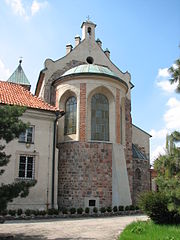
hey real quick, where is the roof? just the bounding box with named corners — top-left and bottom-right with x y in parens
top-left (62, 64), bottom-right (119, 78)
top-left (0, 81), bottom-right (58, 112)
top-left (132, 124), bottom-right (152, 137)
top-left (7, 60), bottom-right (30, 86)
top-left (132, 144), bottom-right (148, 160)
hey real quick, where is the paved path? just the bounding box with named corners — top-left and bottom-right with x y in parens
top-left (0, 215), bottom-right (147, 240)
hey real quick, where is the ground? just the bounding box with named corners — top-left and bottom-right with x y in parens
top-left (0, 215), bottom-right (147, 240)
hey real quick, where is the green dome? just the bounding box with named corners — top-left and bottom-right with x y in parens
top-left (62, 64), bottom-right (118, 78)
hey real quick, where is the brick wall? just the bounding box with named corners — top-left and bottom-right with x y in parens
top-left (133, 158), bottom-right (150, 203)
top-left (125, 97), bottom-right (133, 199)
top-left (58, 142), bottom-right (112, 208)
top-left (79, 83), bottom-right (86, 142)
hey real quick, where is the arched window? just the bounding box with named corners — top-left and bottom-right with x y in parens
top-left (64, 96), bottom-right (77, 135)
top-left (135, 168), bottom-right (141, 180)
top-left (91, 93), bottom-right (109, 141)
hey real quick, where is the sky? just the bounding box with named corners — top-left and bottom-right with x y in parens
top-left (0, 0), bottom-right (180, 164)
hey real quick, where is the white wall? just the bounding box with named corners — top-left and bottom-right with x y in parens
top-left (0, 109), bottom-right (58, 210)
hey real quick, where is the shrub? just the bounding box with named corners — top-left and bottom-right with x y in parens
top-left (118, 205), bottom-right (124, 211)
top-left (62, 208), bottom-right (68, 214)
top-left (25, 209), bottom-right (31, 216)
top-left (47, 208), bottom-right (58, 215)
top-left (138, 191), bottom-right (177, 224)
top-left (125, 205), bottom-right (130, 211)
top-left (93, 207), bottom-right (98, 213)
top-left (77, 207), bottom-right (83, 214)
top-left (39, 210), bottom-right (46, 216)
top-left (129, 205), bottom-right (136, 211)
top-left (70, 208), bottom-right (76, 214)
top-left (106, 206), bottom-right (112, 213)
top-left (0, 209), bottom-right (8, 216)
top-left (17, 209), bottom-right (23, 216)
top-left (8, 209), bottom-right (16, 216)
top-left (100, 207), bottom-right (106, 213)
top-left (85, 207), bottom-right (90, 214)
top-left (113, 206), bottom-right (118, 212)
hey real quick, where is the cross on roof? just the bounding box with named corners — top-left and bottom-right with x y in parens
top-left (86, 15), bottom-right (91, 21)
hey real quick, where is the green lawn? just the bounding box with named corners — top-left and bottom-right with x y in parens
top-left (118, 220), bottom-right (180, 240)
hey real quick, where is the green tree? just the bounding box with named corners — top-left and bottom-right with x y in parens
top-left (154, 133), bottom-right (180, 214)
top-left (0, 105), bottom-right (36, 212)
top-left (168, 58), bottom-right (180, 93)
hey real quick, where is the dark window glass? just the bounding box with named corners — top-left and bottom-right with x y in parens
top-left (89, 200), bottom-right (96, 207)
top-left (91, 94), bottom-right (109, 141)
top-left (64, 96), bottom-right (77, 135)
top-left (18, 155), bottom-right (34, 179)
top-left (19, 126), bottom-right (34, 143)
top-left (135, 168), bottom-right (141, 180)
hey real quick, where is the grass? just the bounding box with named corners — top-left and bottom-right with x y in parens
top-left (118, 220), bottom-right (180, 240)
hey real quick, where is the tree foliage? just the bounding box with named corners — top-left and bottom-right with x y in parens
top-left (154, 132), bottom-right (180, 214)
top-left (0, 105), bottom-right (36, 212)
top-left (168, 58), bottom-right (180, 93)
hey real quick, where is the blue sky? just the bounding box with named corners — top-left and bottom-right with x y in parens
top-left (0, 0), bottom-right (180, 163)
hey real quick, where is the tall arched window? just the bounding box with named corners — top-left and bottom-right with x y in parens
top-left (91, 93), bottom-right (109, 141)
top-left (64, 96), bottom-right (77, 135)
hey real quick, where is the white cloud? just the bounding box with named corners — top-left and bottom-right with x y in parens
top-left (151, 144), bottom-right (166, 163)
top-left (157, 67), bottom-right (170, 78)
top-left (5, 0), bottom-right (48, 19)
top-left (150, 129), bottom-right (168, 139)
top-left (5, 0), bottom-right (28, 20)
top-left (164, 97), bottom-right (180, 129)
top-left (31, 0), bottom-right (48, 16)
top-left (156, 80), bottom-right (177, 93)
top-left (0, 59), bottom-right (10, 80)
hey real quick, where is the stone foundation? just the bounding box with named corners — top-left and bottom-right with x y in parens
top-left (58, 142), bottom-right (112, 208)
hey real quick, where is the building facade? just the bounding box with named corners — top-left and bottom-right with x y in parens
top-left (35, 20), bottom-right (151, 209)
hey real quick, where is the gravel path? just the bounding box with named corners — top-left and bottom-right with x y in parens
top-left (0, 215), bottom-right (148, 240)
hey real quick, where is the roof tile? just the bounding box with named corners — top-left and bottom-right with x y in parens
top-left (0, 81), bottom-right (58, 112)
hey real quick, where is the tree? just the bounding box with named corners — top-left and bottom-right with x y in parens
top-left (168, 58), bottom-right (180, 93)
top-left (154, 133), bottom-right (180, 214)
top-left (0, 105), bottom-right (36, 212)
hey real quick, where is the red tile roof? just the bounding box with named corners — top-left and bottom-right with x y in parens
top-left (0, 81), bottom-right (58, 112)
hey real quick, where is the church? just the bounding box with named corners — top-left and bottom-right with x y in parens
top-left (0, 20), bottom-right (151, 210)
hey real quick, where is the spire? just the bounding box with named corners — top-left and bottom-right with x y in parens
top-left (7, 59), bottom-right (31, 91)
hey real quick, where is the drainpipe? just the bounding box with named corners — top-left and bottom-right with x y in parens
top-left (51, 110), bottom-right (65, 209)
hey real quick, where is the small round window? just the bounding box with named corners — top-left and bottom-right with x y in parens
top-left (86, 56), bottom-right (94, 64)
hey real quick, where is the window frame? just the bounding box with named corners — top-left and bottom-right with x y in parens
top-left (91, 93), bottom-right (109, 141)
top-left (64, 96), bottom-right (77, 135)
top-left (18, 155), bottom-right (35, 180)
top-left (19, 126), bottom-right (35, 144)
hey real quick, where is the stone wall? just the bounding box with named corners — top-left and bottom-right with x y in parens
top-left (133, 157), bottom-right (150, 204)
top-left (125, 97), bottom-right (133, 199)
top-left (58, 142), bottom-right (112, 208)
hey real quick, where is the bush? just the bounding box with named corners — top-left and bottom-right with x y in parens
top-left (17, 209), bottom-right (23, 216)
top-left (0, 209), bottom-right (7, 216)
top-left (39, 210), bottom-right (46, 216)
top-left (62, 208), bottom-right (68, 214)
top-left (8, 209), bottom-right (16, 216)
top-left (138, 191), bottom-right (180, 224)
top-left (47, 208), bottom-right (58, 215)
top-left (118, 205), bottom-right (124, 211)
top-left (125, 206), bottom-right (130, 211)
top-left (100, 207), bottom-right (106, 213)
top-left (113, 206), bottom-right (118, 212)
top-left (93, 207), bottom-right (98, 213)
top-left (129, 205), bottom-right (136, 211)
top-left (25, 209), bottom-right (31, 216)
top-left (70, 208), bottom-right (76, 214)
top-left (85, 207), bottom-right (90, 214)
top-left (77, 207), bottom-right (83, 214)
top-left (106, 206), bottom-right (112, 212)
